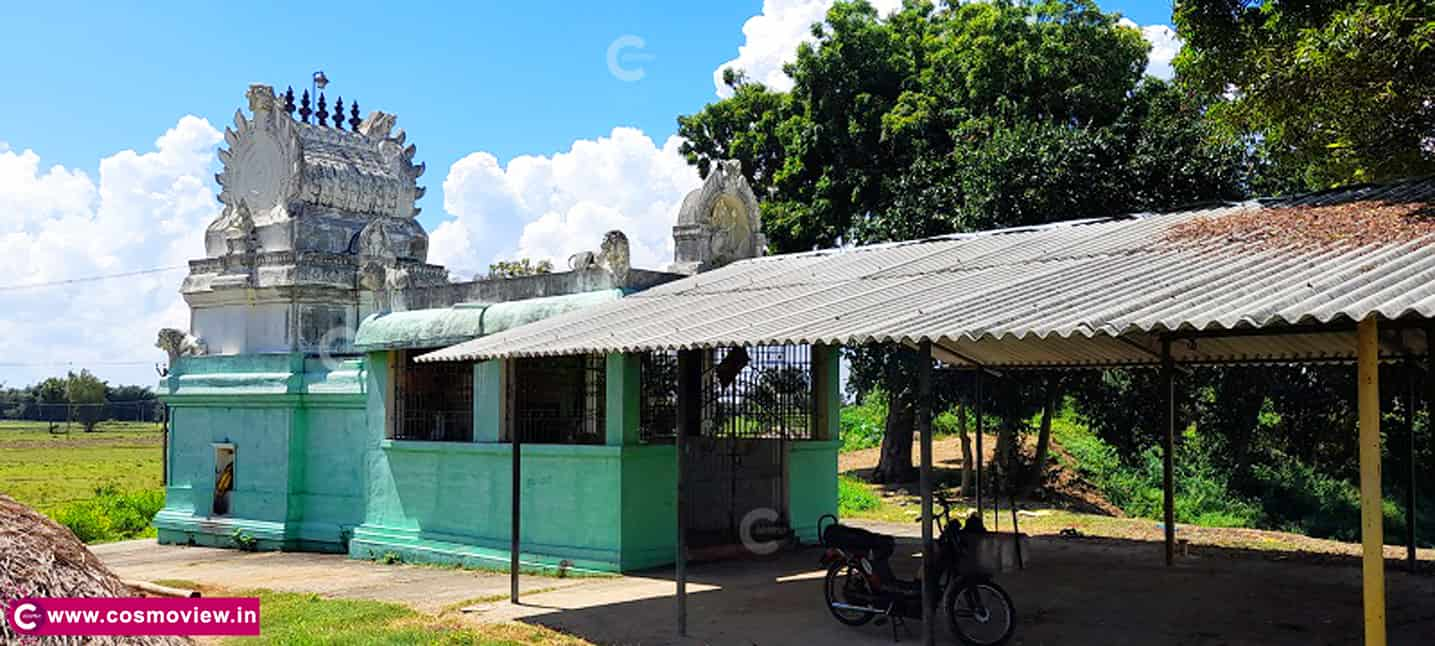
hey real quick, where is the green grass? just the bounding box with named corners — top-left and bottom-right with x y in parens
top-left (0, 420), bottom-right (165, 542)
top-left (223, 590), bottom-right (590, 645)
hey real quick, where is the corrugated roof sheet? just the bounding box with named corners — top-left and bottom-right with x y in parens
top-left (418, 178), bottom-right (1435, 367)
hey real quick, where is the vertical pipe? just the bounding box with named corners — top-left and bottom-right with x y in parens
top-left (676, 349), bottom-right (700, 638)
top-left (1406, 358), bottom-right (1418, 571)
top-left (975, 369), bottom-right (984, 516)
top-left (1161, 337), bottom-right (1176, 567)
top-left (1357, 317), bottom-right (1387, 646)
top-left (511, 401), bottom-right (521, 604)
top-left (916, 341), bottom-right (936, 646)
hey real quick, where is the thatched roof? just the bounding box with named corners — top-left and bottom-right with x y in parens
top-left (0, 494), bottom-right (188, 645)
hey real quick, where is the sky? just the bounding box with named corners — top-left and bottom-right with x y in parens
top-left (0, 0), bottom-right (1179, 388)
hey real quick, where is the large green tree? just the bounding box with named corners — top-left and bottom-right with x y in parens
top-left (1175, 0), bottom-right (1435, 187)
top-left (678, 0), bottom-right (1254, 483)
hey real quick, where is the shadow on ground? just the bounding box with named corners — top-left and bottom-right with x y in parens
top-left (476, 530), bottom-right (1435, 646)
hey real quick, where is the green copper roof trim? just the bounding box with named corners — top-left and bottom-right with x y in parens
top-left (353, 289), bottom-right (627, 352)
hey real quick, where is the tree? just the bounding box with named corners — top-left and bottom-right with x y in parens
top-left (487, 258), bottom-right (554, 279)
top-left (678, 0), bottom-right (1256, 484)
top-left (1175, 0), bottom-right (1435, 187)
top-left (65, 370), bottom-right (107, 433)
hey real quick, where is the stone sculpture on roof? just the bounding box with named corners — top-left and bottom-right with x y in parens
top-left (671, 159), bottom-right (765, 274)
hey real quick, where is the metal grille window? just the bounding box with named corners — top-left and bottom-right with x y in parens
top-left (391, 350), bottom-right (474, 442)
top-left (511, 355), bottom-right (606, 444)
top-left (703, 345), bottom-right (813, 440)
top-left (639, 351), bottom-right (679, 443)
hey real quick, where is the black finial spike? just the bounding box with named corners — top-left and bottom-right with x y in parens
top-left (299, 90), bottom-right (312, 123)
top-left (283, 87), bottom-right (296, 116)
top-left (349, 101), bottom-right (362, 132)
top-left (316, 93), bottom-right (328, 127)
top-left (333, 97), bottom-right (345, 130)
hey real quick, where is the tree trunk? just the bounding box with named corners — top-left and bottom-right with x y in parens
top-left (1027, 383), bottom-right (1057, 495)
top-left (872, 386), bottom-right (917, 484)
top-left (993, 415), bottom-right (1015, 496)
top-left (958, 403), bottom-right (974, 496)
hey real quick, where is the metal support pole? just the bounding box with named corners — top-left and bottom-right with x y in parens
top-left (1406, 358), bottom-right (1418, 571)
top-left (1357, 317), bottom-right (1387, 646)
top-left (1161, 337), bottom-right (1176, 567)
top-left (975, 369), bottom-right (984, 516)
top-left (511, 408), bottom-right (522, 604)
top-left (917, 341), bottom-right (936, 646)
top-left (676, 349), bottom-right (701, 638)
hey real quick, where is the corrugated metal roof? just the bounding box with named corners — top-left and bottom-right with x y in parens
top-left (418, 178), bottom-right (1435, 367)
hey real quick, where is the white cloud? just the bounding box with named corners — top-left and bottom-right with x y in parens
top-left (1121, 19), bottom-right (1182, 81)
top-left (712, 0), bottom-right (903, 98)
top-left (430, 127), bottom-right (699, 277)
top-left (0, 116), bottom-right (220, 387)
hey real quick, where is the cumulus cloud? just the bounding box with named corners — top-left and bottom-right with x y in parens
top-left (0, 117), bottom-right (220, 387)
top-left (430, 127), bottom-right (699, 277)
top-left (712, 0), bottom-right (903, 97)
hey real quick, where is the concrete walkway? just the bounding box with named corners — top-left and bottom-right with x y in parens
top-left (95, 530), bottom-right (1435, 645)
top-left (91, 540), bottom-right (592, 614)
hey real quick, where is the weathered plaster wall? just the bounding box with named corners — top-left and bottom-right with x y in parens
top-left (155, 354), bottom-right (367, 552)
top-left (350, 351), bottom-right (678, 573)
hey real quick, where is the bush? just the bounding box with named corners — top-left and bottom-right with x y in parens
top-left (838, 476), bottom-right (881, 515)
top-left (840, 392), bottom-right (887, 453)
top-left (53, 485), bottom-right (164, 543)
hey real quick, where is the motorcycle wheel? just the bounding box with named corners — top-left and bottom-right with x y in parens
top-left (824, 562), bottom-right (876, 626)
top-left (944, 579), bottom-right (1015, 645)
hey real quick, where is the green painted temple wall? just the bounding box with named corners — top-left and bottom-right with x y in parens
top-left (156, 346), bottom-right (839, 573)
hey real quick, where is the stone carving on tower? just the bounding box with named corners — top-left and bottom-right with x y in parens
top-left (179, 84), bottom-right (447, 356)
top-left (671, 160), bottom-right (765, 274)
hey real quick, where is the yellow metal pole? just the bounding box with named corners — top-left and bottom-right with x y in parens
top-left (1357, 316), bottom-right (1387, 646)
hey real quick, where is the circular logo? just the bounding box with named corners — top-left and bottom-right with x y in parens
top-left (9, 600), bottom-right (43, 633)
top-left (739, 507), bottom-right (782, 556)
top-left (607, 35), bottom-right (653, 82)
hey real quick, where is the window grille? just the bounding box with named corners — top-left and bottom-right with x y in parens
top-left (391, 351), bottom-right (474, 442)
top-left (639, 351), bottom-right (679, 443)
top-left (703, 345), bottom-right (813, 440)
top-left (511, 355), bottom-right (606, 444)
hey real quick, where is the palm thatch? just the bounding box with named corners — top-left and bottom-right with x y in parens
top-left (0, 493), bottom-right (188, 645)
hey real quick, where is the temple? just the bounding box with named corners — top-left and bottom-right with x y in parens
top-left (153, 85), bottom-right (839, 572)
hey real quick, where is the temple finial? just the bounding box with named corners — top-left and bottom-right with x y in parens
top-left (316, 93), bottom-right (329, 127)
top-left (349, 101), bottom-right (362, 132)
top-left (333, 97), bottom-right (345, 130)
top-left (299, 90), bottom-right (312, 123)
top-left (283, 87), bottom-right (296, 116)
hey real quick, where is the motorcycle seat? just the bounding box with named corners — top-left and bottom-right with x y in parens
top-left (823, 523), bottom-right (896, 557)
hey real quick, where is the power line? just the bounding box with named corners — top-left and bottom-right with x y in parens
top-left (0, 265), bottom-right (186, 292)
top-left (0, 361), bottom-right (157, 367)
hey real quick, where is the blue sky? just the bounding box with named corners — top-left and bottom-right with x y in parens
top-left (0, 0), bottom-right (1176, 387)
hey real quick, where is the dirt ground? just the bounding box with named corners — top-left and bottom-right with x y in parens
top-left (477, 523), bottom-right (1435, 645)
top-left (97, 529), bottom-right (1435, 645)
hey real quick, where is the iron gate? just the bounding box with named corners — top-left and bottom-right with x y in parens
top-left (684, 345), bottom-right (813, 547)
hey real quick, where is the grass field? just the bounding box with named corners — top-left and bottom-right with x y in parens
top-left (0, 420), bottom-right (165, 542)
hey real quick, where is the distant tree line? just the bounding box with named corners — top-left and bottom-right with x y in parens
top-left (0, 371), bottom-right (160, 431)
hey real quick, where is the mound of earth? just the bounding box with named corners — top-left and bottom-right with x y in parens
top-left (839, 433), bottom-right (1122, 516)
top-left (0, 493), bottom-right (188, 645)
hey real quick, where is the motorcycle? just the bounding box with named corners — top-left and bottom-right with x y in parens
top-left (817, 494), bottom-right (1016, 644)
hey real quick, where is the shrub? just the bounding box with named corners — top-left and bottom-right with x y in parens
top-left (840, 392), bottom-right (887, 453)
top-left (838, 476), bottom-right (880, 515)
top-left (53, 485), bottom-right (165, 544)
